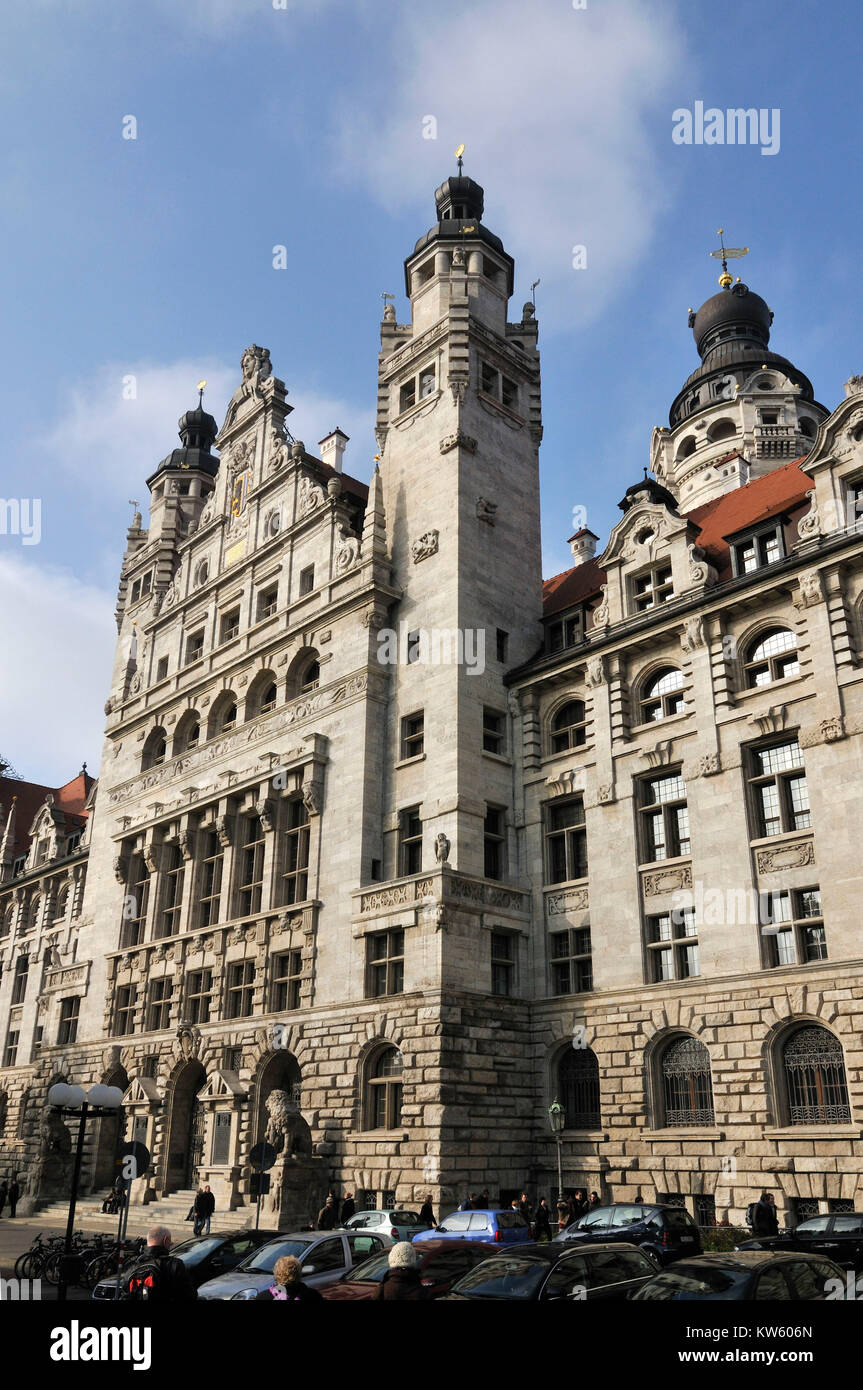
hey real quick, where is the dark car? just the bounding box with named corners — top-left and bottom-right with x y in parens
top-left (91, 1229), bottom-right (282, 1300)
top-left (555, 1203), bottom-right (701, 1266)
top-left (632, 1250), bottom-right (847, 1300)
top-left (197, 1229), bottom-right (388, 1299)
top-left (738, 1212), bottom-right (863, 1272)
top-left (322, 1238), bottom-right (494, 1300)
top-left (443, 1242), bottom-right (659, 1301)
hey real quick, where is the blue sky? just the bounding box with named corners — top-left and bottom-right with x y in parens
top-left (1, 0), bottom-right (861, 782)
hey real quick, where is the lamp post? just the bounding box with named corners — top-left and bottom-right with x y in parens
top-left (548, 1099), bottom-right (565, 1203)
top-left (47, 1082), bottom-right (124, 1301)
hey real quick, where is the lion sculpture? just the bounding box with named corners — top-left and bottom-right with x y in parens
top-left (263, 1088), bottom-right (313, 1158)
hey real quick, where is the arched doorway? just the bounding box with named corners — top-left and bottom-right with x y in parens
top-left (252, 1052), bottom-right (301, 1152)
top-left (165, 1061), bottom-right (207, 1193)
top-left (92, 1066), bottom-right (128, 1190)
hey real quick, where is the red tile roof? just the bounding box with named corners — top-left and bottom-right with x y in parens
top-left (0, 770), bottom-right (94, 859)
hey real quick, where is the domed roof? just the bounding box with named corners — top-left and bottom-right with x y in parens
top-left (691, 281), bottom-right (773, 358)
top-left (406, 170), bottom-right (514, 294)
top-left (178, 405), bottom-right (218, 451)
top-left (147, 398), bottom-right (219, 485)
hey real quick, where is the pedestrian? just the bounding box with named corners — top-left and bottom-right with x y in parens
top-left (556, 1194), bottom-right (572, 1234)
top-left (328, 1189), bottom-right (341, 1224)
top-left (479, 1189), bottom-right (490, 1209)
top-left (8, 1177), bottom-right (19, 1218)
top-left (518, 1191), bottom-right (533, 1231)
top-left (199, 1184), bottom-right (215, 1236)
top-left (102, 1186), bottom-right (119, 1215)
top-left (0, 1178), bottom-right (7, 1217)
top-left (317, 1195), bottom-right (337, 1230)
top-left (752, 1191), bottom-right (779, 1237)
top-left (588, 1191), bottom-right (601, 1210)
top-left (571, 1189), bottom-right (587, 1221)
top-left (419, 1193), bottom-right (436, 1227)
top-left (192, 1186), bottom-right (206, 1236)
top-left (373, 1242), bottom-right (425, 1301)
top-left (534, 1197), bottom-right (552, 1243)
top-left (340, 1191), bottom-right (356, 1224)
top-left (124, 1226), bottom-right (197, 1300)
top-left (459, 1192), bottom-right (477, 1212)
top-left (262, 1254), bottom-right (323, 1303)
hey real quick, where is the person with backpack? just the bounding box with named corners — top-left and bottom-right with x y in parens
top-left (261, 1255), bottom-right (323, 1302)
top-left (124, 1226), bottom-right (197, 1301)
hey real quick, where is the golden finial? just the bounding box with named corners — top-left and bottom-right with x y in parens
top-left (455, 143), bottom-right (465, 175)
top-left (197, 379), bottom-right (207, 407)
top-left (709, 228), bottom-right (748, 288)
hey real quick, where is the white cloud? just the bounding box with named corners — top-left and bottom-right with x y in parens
top-left (0, 555), bottom-right (115, 783)
top-left (336, 0), bottom-right (689, 327)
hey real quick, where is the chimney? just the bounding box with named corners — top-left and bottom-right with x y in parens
top-left (318, 428), bottom-right (349, 474)
top-left (568, 528), bottom-right (599, 566)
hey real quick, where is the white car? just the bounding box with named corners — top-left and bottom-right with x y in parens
top-left (343, 1209), bottom-right (433, 1244)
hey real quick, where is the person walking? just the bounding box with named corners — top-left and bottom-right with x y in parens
top-left (0, 1179), bottom-right (7, 1217)
top-left (192, 1187), bottom-right (206, 1236)
top-left (262, 1254), bottom-right (323, 1302)
top-left (124, 1226), bottom-right (197, 1300)
top-left (340, 1191), bottom-right (356, 1223)
top-left (571, 1189), bottom-right (587, 1221)
top-left (328, 1189), bottom-right (341, 1224)
top-left (419, 1193), bottom-right (436, 1227)
top-left (752, 1191), bottom-right (779, 1237)
top-left (373, 1242), bottom-right (425, 1300)
top-left (199, 1184), bottom-right (215, 1236)
top-left (317, 1195), bottom-right (337, 1230)
top-left (518, 1191), bottom-right (533, 1233)
top-left (8, 1177), bottom-right (19, 1218)
top-left (534, 1198), bottom-right (552, 1243)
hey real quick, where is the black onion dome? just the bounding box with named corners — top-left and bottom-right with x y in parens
top-left (406, 172), bottom-right (514, 293)
top-left (178, 406), bottom-right (218, 451)
top-left (147, 400), bottom-right (220, 485)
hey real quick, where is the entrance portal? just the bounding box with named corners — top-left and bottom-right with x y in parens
top-left (165, 1060), bottom-right (207, 1194)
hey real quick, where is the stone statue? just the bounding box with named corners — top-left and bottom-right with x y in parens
top-left (434, 832), bottom-right (451, 864)
top-left (223, 345), bottom-right (273, 428)
top-left (264, 1088), bottom-right (313, 1158)
top-left (26, 1106), bottom-right (73, 1202)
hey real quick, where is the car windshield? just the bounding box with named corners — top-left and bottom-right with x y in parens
top-left (241, 1240), bottom-right (313, 1273)
top-left (342, 1251), bottom-right (391, 1283)
top-left (635, 1265), bottom-right (750, 1300)
top-left (451, 1255), bottom-right (549, 1300)
top-left (171, 1237), bottom-right (224, 1266)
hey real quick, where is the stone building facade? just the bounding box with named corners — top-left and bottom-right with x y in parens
top-left (1, 172), bottom-right (862, 1226)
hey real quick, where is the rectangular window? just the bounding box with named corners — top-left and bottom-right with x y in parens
top-left (156, 656), bottom-right (169, 682)
top-left (220, 608), bottom-right (240, 643)
top-left (224, 1046), bottom-right (243, 1072)
top-left (732, 527), bottom-right (784, 576)
top-left (157, 844), bottom-right (185, 939)
top-left (496, 629), bottom-right (509, 663)
top-left (3, 1030), bottom-right (19, 1067)
top-left (480, 360), bottom-right (498, 396)
top-left (491, 931), bottom-right (515, 997)
top-left (398, 807), bottom-right (422, 876)
top-left (197, 828), bottom-right (223, 928)
top-left (57, 996), bottom-right (80, 1046)
top-left (632, 565), bottom-right (674, 612)
top-left (639, 772), bottom-right (690, 863)
top-left (399, 378), bottom-right (417, 413)
top-left (121, 854), bottom-right (150, 948)
top-left (762, 886), bottom-right (826, 968)
top-left (400, 711), bottom-right (424, 760)
top-left (549, 927), bottom-right (593, 995)
top-left (847, 477), bottom-right (863, 529)
top-left (278, 800), bottom-right (310, 906)
top-left (645, 908), bottom-right (699, 982)
top-left (500, 375), bottom-right (518, 409)
top-left (299, 565), bottom-right (315, 596)
top-left (185, 629), bottom-right (205, 665)
top-left (226, 960), bottom-right (256, 1019)
top-left (748, 739), bottom-right (810, 838)
top-left (141, 571), bottom-right (152, 596)
top-left (545, 799), bottom-right (588, 883)
top-left (257, 586), bottom-right (278, 621)
top-left (11, 955), bottom-right (29, 1005)
top-left (271, 950), bottom-right (303, 1012)
top-left (365, 930), bottom-right (405, 998)
top-left (147, 977), bottom-right (173, 1031)
top-left (482, 707), bottom-right (505, 755)
top-left (237, 815), bottom-right (265, 917)
top-left (114, 985), bottom-right (137, 1036)
top-left (186, 970), bottom-right (212, 1025)
top-left (546, 612), bottom-right (583, 654)
top-left (484, 805), bottom-right (506, 881)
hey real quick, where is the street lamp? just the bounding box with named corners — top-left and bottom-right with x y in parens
top-left (548, 1099), bottom-right (565, 1203)
top-left (47, 1082), bottom-right (124, 1300)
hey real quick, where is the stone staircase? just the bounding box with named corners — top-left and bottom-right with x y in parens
top-left (31, 1189), bottom-right (260, 1237)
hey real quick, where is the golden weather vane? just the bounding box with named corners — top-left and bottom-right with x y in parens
top-left (455, 142), bottom-right (465, 175)
top-left (709, 228), bottom-right (749, 288)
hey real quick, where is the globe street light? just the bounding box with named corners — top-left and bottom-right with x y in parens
top-left (48, 1082), bottom-right (124, 1300)
top-left (548, 1099), bottom-right (565, 1203)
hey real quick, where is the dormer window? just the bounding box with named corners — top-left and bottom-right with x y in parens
top-left (731, 523), bottom-right (784, 576)
top-left (546, 611), bottom-right (584, 653)
top-left (632, 565), bottom-right (674, 613)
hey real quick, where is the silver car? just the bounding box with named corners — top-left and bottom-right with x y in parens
top-left (197, 1229), bottom-right (388, 1299)
top-left (343, 1209), bottom-right (434, 1244)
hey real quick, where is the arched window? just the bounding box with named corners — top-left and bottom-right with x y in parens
top-left (300, 661), bottom-right (319, 694)
top-left (676, 435), bottom-right (697, 460)
top-left (142, 727), bottom-right (167, 771)
top-left (208, 693), bottom-right (237, 739)
top-left (174, 711), bottom-right (200, 754)
top-left (744, 628), bottom-right (799, 688)
top-left (365, 1046), bottom-right (403, 1130)
top-left (557, 1047), bottom-right (601, 1129)
top-left (782, 1026), bottom-right (850, 1126)
top-left (54, 884), bottom-right (70, 921)
top-left (25, 894), bottom-right (41, 931)
top-left (639, 667), bottom-right (684, 723)
top-left (246, 672), bottom-right (279, 720)
top-left (0, 903), bottom-right (12, 938)
top-left (798, 417), bottom-right (816, 440)
top-left (287, 649), bottom-right (321, 698)
top-left (707, 418), bottom-right (736, 444)
top-left (550, 700), bottom-right (587, 754)
top-left (660, 1035), bottom-right (715, 1127)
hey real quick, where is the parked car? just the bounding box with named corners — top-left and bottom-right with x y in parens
top-left (91, 1229), bottom-right (282, 1299)
top-left (342, 1209), bottom-right (433, 1244)
top-left (413, 1209), bottom-right (530, 1246)
top-left (555, 1203), bottom-right (701, 1266)
top-left (631, 1250), bottom-right (847, 1300)
top-left (197, 1229), bottom-right (388, 1299)
top-left (737, 1212), bottom-right (863, 1272)
top-left (443, 1242), bottom-right (659, 1301)
top-left (322, 1238), bottom-right (494, 1300)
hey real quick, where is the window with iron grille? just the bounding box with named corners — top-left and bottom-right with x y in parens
top-left (482, 708), bottom-right (505, 755)
top-left (11, 955), bottom-right (29, 1005)
top-left (782, 1026), bottom-right (850, 1125)
top-left (197, 828), bottom-right (223, 927)
top-left (365, 930), bottom-right (404, 998)
top-left (271, 951), bottom-right (303, 1012)
top-left (639, 668), bottom-right (685, 724)
top-left (632, 564), bottom-right (673, 613)
top-left (484, 806), bottom-right (506, 881)
top-left (3, 1030), bottom-right (19, 1067)
top-left (761, 887), bottom-right (826, 968)
top-left (557, 1047), bottom-right (601, 1128)
top-left (114, 985), bottom-right (137, 1036)
top-left (398, 807), bottom-right (422, 876)
top-left (695, 1194), bottom-right (716, 1227)
top-left (57, 996), bottom-right (80, 1046)
top-left (545, 799), bottom-right (588, 883)
top-left (226, 961), bottom-right (256, 1019)
top-left (156, 656), bottom-right (169, 681)
top-left (278, 800), bottom-right (309, 906)
top-left (550, 700), bottom-right (587, 753)
top-left (147, 977), bottom-right (173, 1031)
top-left (747, 739), bottom-right (810, 839)
top-left (366, 1047), bottom-right (403, 1129)
top-left (549, 928), bottom-right (593, 995)
top-left (828, 1198), bottom-right (855, 1213)
top-left (645, 908), bottom-right (699, 982)
top-left (157, 844), bottom-right (185, 939)
top-left (490, 930), bottom-right (515, 997)
top-left (660, 1035), bottom-right (715, 1127)
top-left (142, 1055), bottom-right (158, 1079)
top-left (224, 1046), bottom-right (243, 1072)
top-left (792, 1197), bottom-right (821, 1222)
top-left (382, 1190), bottom-right (397, 1211)
top-left (360, 1190), bottom-right (377, 1210)
top-left (639, 772), bottom-right (690, 863)
top-left (657, 1191), bottom-right (687, 1208)
top-left (186, 970), bottom-right (212, 1025)
top-left (121, 854), bottom-right (150, 948)
top-left (400, 711), bottom-right (424, 760)
top-left (236, 815), bottom-right (265, 916)
top-left (743, 627), bottom-right (799, 687)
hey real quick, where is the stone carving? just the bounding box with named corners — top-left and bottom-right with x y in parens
top-left (176, 1024), bottom-right (201, 1060)
top-left (269, 426), bottom-right (291, 472)
top-left (179, 831), bottom-right (193, 861)
top-left (335, 523), bottom-right (360, 573)
top-left (748, 704), bottom-right (788, 737)
top-left (113, 856), bottom-right (127, 884)
top-left (797, 490), bottom-right (822, 539)
top-left (256, 799), bottom-right (275, 832)
top-left (104, 698), bottom-right (113, 716)
top-left (224, 345), bottom-right (273, 427)
top-left (360, 885), bottom-right (413, 912)
top-left (591, 586), bottom-right (610, 631)
top-left (440, 432), bottom-right (477, 455)
top-left (586, 656), bottom-right (606, 688)
top-left (302, 778), bottom-right (322, 816)
top-left (819, 715), bottom-right (846, 742)
top-left (143, 843), bottom-right (159, 874)
top-left (434, 833), bottom-right (451, 864)
top-left (298, 475), bottom-right (325, 515)
top-left (688, 544), bottom-right (718, 588)
top-left (793, 571), bottom-right (824, 609)
top-left (129, 672), bottom-right (142, 696)
top-left (844, 374), bottom-right (863, 397)
top-left (545, 768), bottom-right (585, 798)
top-left (681, 616), bottom-right (705, 652)
top-left (755, 840), bottom-right (815, 874)
top-left (264, 1089), bottom-right (313, 1157)
top-left (27, 1107), bottom-right (73, 1200)
top-left (643, 865), bottom-right (693, 897)
top-left (694, 753), bottom-right (721, 778)
top-left (546, 887), bottom-right (589, 916)
top-left (433, 903), bottom-right (449, 932)
top-left (476, 497), bottom-right (497, 525)
top-left (644, 739), bottom-right (674, 768)
top-left (596, 784), bottom-right (615, 804)
top-left (449, 380), bottom-right (468, 405)
top-left (411, 530), bottom-right (439, 564)
top-left (216, 815), bottom-right (231, 847)
top-left (361, 606), bottom-right (388, 632)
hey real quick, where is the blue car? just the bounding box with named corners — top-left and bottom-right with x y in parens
top-left (413, 1209), bottom-right (531, 1246)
